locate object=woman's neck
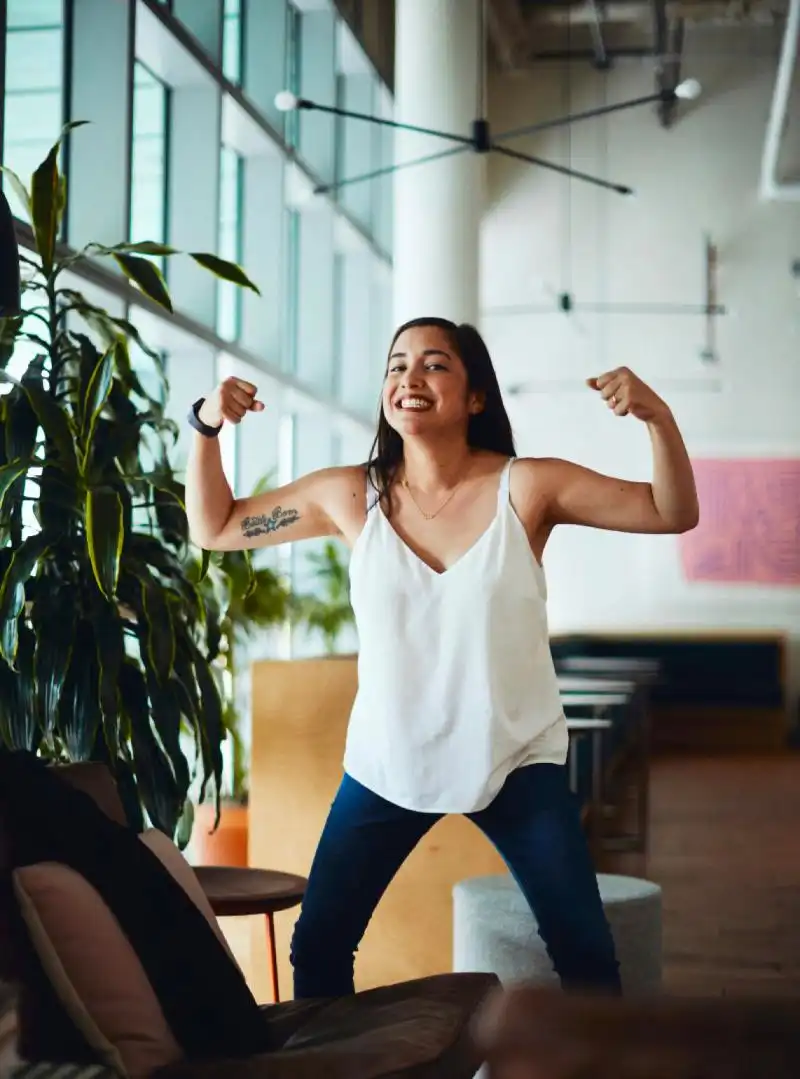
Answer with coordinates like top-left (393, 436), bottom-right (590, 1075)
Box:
top-left (400, 438), bottom-right (474, 494)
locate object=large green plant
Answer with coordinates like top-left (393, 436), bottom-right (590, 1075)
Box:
top-left (194, 547), bottom-right (294, 804)
top-left (297, 540), bottom-right (355, 654)
top-left (0, 124), bottom-right (260, 838)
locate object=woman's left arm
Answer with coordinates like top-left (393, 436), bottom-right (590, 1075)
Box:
top-left (538, 367), bottom-right (700, 535)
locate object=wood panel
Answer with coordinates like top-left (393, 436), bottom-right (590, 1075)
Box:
top-left (247, 657), bottom-right (506, 1002)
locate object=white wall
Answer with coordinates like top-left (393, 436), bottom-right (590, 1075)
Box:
top-left (482, 26), bottom-right (800, 694)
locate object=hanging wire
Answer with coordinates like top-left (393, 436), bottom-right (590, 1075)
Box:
top-left (597, 76), bottom-right (609, 368)
top-left (561, 10), bottom-right (573, 300)
top-left (477, 0), bottom-right (488, 119)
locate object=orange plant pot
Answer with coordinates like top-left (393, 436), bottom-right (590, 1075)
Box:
top-left (192, 801), bottom-right (249, 867)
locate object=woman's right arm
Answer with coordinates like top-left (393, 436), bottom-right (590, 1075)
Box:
top-left (184, 377), bottom-right (355, 551)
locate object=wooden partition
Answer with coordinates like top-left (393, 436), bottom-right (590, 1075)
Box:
top-left (247, 656), bottom-right (507, 1001)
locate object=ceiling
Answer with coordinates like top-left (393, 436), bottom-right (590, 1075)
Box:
top-left (488, 0), bottom-right (789, 124)
top-left (335, 0), bottom-right (790, 128)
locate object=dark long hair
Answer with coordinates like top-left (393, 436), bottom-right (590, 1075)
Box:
top-left (366, 317), bottom-right (516, 514)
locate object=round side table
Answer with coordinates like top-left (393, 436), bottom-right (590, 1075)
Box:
top-left (194, 865), bottom-right (307, 1002)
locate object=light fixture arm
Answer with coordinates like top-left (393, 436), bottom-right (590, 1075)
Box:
top-left (492, 83), bottom-right (699, 144)
top-left (274, 77), bottom-right (700, 200)
top-left (314, 145), bottom-right (470, 195)
top-left (286, 95), bottom-right (474, 147)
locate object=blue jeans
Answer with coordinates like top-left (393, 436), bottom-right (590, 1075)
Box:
top-left (290, 763), bottom-right (621, 997)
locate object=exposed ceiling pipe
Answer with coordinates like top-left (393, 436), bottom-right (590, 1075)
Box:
top-left (759, 0), bottom-right (800, 201)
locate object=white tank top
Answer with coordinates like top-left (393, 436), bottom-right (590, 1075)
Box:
top-left (343, 457), bottom-right (569, 814)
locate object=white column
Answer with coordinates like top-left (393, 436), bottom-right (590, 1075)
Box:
top-left (392, 0), bottom-right (484, 328)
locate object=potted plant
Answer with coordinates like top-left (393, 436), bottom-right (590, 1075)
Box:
top-left (0, 123), bottom-right (259, 840)
top-left (296, 540), bottom-right (355, 654)
top-left (190, 546), bottom-right (295, 865)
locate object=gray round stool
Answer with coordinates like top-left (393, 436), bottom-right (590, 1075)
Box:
top-left (453, 873), bottom-right (662, 995)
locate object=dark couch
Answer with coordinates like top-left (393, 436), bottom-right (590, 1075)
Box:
top-left (0, 757), bottom-right (497, 1079)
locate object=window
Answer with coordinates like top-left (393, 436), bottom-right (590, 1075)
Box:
top-left (283, 208), bottom-right (300, 372)
top-left (2, 0), bottom-right (64, 221)
top-left (129, 62), bottom-right (168, 269)
top-left (222, 0), bottom-right (242, 84)
top-left (217, 146), bottom-right (244, 340)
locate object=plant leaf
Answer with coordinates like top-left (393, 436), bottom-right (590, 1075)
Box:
top-left (32, 585), bottom-right (76, 738)
top-left (144, 669), bottom-right (189, 799)
top-left (242, 549), bottom-right (257, 598)
top-left (102, 241), bottom-right (177, 257)
top-left (80, 344), bottom-right (115, 468)
top-left (0, 460), bottom-right (28, 515)
top-left (93, 600), bottom-right (124, 762)
top-left (0, 166), bottom-right (32, 220)
top-left (137, 570), bottom-right (175, 683)
top-left (37, 464), bottom-right (78, 533)
top-left (30, 120), bottom-right (88, 274)
top-left (86, 487), bottom-right (123, 599)
top-left (0, 531), bottom-right (51, 665)
top-left (57, 621), bottom-right (101, 761)
top-left (113, 254), bottom-right (173, 313)
top-left (0, 624), bottom-right (37, 750)
top-left (0, 317), bottom-right (23, 369)
top-left (174, 798), bottom-right (194, 851)
top-left (189, 252), bottom-right (261, 295)
top-left (0, 367), bottom-right (77, 474)
top-left (189, 640), bottom-right (225, 807)
top-left (30, 143), bottom-right (60, 275)
top-left (120, 659), bottom-right (183, 836)
top-left (198, 548), bottom-right (211, 582)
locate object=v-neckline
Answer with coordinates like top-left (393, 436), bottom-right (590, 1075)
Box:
top-left (379, 507), bottom-right (501, 578)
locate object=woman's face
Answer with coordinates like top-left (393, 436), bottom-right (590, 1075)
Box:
top-left (381, 325), bottom-right (481, 438)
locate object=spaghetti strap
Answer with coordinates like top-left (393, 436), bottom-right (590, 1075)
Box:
top-left (365, 466), bottom-right (380, 512)
top-left (497, 456), bottom-right (515, 506)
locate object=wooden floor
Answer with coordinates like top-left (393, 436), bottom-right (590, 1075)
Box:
top-left (604, 752), bottom-right (800, 997)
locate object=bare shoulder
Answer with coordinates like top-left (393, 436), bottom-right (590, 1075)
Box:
top-left (507, 456), bottom-right (563, 530)
top-left (509, 455), bottom-right (562, 493)
top-left (312, 463), bottom-right (375, 540)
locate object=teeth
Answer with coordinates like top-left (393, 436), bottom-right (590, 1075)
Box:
top-left (399, 398), bottom-right (432, 410)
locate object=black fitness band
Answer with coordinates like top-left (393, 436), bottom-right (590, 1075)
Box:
top-left (187, 397), bottom-right (223, 438)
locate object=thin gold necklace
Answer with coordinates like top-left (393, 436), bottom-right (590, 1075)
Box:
top-left (401, 473), bottom-right (464, 521)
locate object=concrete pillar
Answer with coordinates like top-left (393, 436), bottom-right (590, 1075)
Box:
top-left (392, 0), bottom-right (484, 327)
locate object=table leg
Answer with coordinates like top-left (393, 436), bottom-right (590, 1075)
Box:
top-left (266, 911), bottom-right (280, 1003)
top-left (590, 727), bottom-right (605, 858)
top-left (568, 735), bottom-right (580, 793)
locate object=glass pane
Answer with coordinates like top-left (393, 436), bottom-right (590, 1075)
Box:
top-left (130, 62), bottom-right (168, 271)
top-left (2, 0), bottom-right (64, 221)
top-left (217, 146), bottom-right (243, 340)
top-left (222, 0), bottom-right (242, 83)
top-left (282, 208), bottom-right (300, 372)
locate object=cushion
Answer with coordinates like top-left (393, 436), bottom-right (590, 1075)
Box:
top-left (137, 830), bottom-right (236, 966)
top-left (13, 862), bottom-right (182, 1078)
top-left (0, 750), bottom-right (270, 1065)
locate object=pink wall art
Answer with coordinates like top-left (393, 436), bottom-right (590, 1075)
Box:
top-left (679, 458), bottom-right (800, 585)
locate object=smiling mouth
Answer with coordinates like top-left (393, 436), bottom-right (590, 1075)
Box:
top-left (395, 396), bottom-right (433, 411)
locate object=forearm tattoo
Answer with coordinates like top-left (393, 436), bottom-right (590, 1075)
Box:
top-left (240, 506), bottom-right (300, 539)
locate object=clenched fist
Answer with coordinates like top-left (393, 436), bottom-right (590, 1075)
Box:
top-left (198, 377), bottom-right (265, 427)
top-left (587, 367), bottom-right (669, 423)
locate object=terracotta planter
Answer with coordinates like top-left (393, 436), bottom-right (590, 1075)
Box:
top-left (192, 801), bottom-right (249, 867)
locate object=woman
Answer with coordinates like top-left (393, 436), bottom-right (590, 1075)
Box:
top-left (185, 317), bottom-right (699, 1000)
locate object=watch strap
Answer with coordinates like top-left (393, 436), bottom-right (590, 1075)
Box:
top-left (188, 398), bottom-right (222, 438)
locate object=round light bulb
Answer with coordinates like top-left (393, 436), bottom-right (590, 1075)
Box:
top-left (675, 78), bottom-right (702, 101)
top-left (274, 90), bottom-right (299, 112)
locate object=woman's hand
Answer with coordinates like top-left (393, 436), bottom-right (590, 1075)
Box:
top-left (198, 377), bottom-right (265, 428)
top-left (587, 368), bottom-right (669, 423)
